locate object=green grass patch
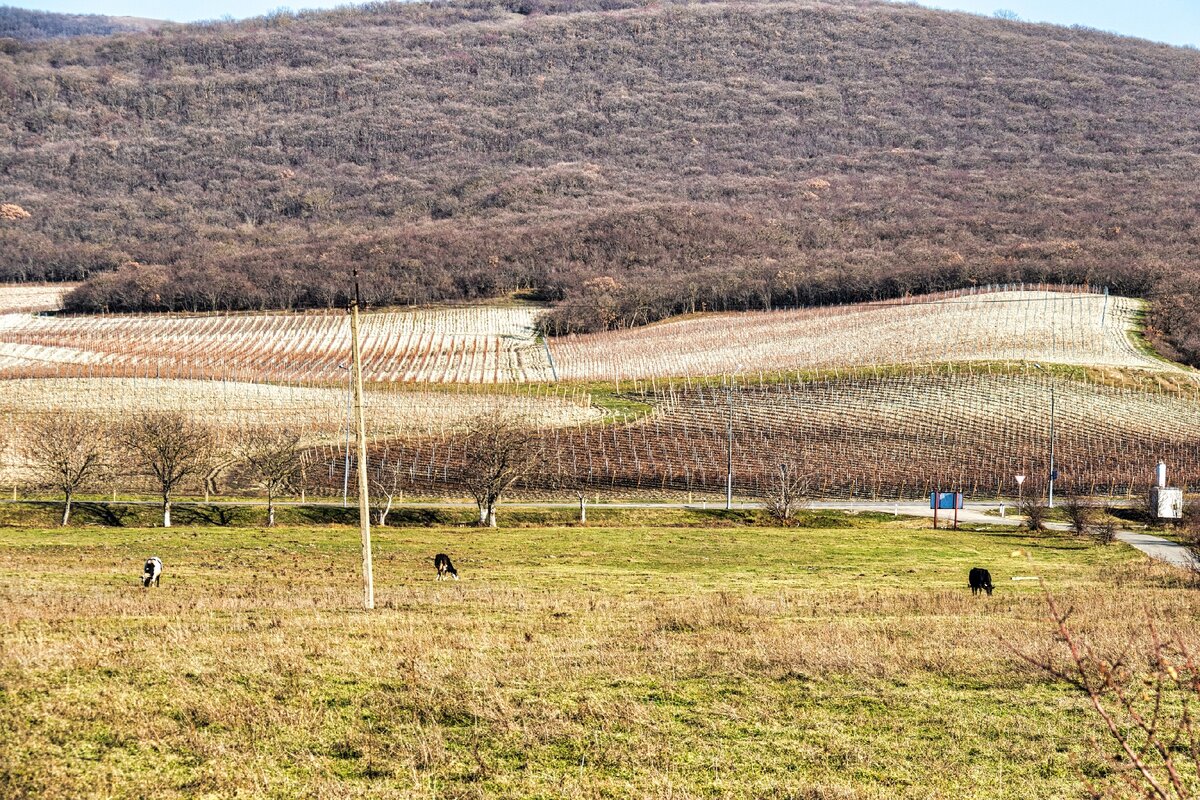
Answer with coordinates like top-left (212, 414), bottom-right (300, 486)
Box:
top-left (0, 521), bottom-right (1190, 799)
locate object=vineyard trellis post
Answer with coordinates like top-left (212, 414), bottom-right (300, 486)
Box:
top-left (1032, 362), bottom-right (1057, 508)
top-left (350, 268), bottom-right (375, 611)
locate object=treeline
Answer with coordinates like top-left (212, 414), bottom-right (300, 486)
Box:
top-left (0, 6), bottom-right (161, 40)
top-left (2, 0), bottom-right (1200, 359)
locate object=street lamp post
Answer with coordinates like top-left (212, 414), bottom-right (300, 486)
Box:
top-left (725, 365), bottom-right (744, 511)
top-left (1031, 363), bottom-right (1057, 508)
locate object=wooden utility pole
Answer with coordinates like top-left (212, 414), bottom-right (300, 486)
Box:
top-left (350, 268), bottom-right (374, 610)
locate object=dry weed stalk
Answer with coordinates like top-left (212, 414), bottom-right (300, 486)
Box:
top-left (1015, 588), bottom-right (1200, 799)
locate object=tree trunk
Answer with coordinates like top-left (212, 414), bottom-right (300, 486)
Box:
top-left (486, 504), bottom-right (497, 528)
top-left (61, 491), bottom-right (72, 527)
top-left (163, 495), bottom-right (172, 528)
top-left (377, 494), bottom-right (393, 527)
top-left (478, 503), bottom-right (488, 526)
top-left (267, 493), bottom-right (275, 527)
top-left (578, 493), bottom-right (586, 523)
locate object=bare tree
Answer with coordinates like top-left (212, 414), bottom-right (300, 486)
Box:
top-left (461, 410), bottom-right (542, 528)
top-left (764, 461), bottom-right (809, 524)
top-left (238, 425), bottom-right (304, 527)
top-left (370, 453), bottom-right (405, 526)
top-left (119, 412), bottom-right (216, 528)
top-left (21, 414), bottom-right (109, 526)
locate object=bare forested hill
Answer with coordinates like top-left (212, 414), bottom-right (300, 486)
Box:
top-left (3, 0), bottom-right (1200, 359)
top-left (0, 5), bottom-right (162, 39)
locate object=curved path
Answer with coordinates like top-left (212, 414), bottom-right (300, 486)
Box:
top-left (810, 500), bottom-right (1198, 571)
top-left (1114, 531), bottom-right (1199, 570)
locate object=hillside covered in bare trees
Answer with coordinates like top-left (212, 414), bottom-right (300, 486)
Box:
top-left (0, 5), bottom-right (162, 39)
top-left (3, 0), bottom-right (1200, 359)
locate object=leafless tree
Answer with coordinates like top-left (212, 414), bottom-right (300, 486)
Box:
top-left (461, 409), bottom-right (542, 528)
top-left (764, 461), bottom-right (809, 524)
top-left (237, 425), bottom-right (304, 527)
top-left (20, 414), bottom-right (109, 526)
top-left (119, 412), bottom-right (216, 528)
top-left (369, 451), bottom-right (405, 526)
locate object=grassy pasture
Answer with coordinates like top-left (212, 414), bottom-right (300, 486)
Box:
top-left (0, 521), bottom-right (1196, 799)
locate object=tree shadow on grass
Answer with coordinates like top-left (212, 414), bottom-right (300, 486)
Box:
top-left (1107, 506), bottom-right (1155, 526)
top-left (175, 504), bottom-right (249, 527)
top-left (73, 502), bottom-right (140, 527)
top-left (289, 505), bottom-right (463, 527)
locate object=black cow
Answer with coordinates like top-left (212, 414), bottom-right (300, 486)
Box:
top-left (968, 567), bottom-right (993, 596)
top-left (142, 557), bottom-right (163, 588)
top-left (434, 553), bottom-right (458, 581)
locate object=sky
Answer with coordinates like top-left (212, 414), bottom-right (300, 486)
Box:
top-left (914, 1), bottom-right (1199, 48)
top-left (6, 0), bottom-right (1199, 48)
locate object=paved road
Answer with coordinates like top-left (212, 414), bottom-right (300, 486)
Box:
top-left (840, 501), bottom-right (1199, 570)
top-left (868, 502), bottom-right (1198, 570)
top-left (1113, 531), bottom-right (1199, 570)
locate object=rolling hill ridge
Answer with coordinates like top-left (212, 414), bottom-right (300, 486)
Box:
top-left (2, 0), bottom-right (1200, 360)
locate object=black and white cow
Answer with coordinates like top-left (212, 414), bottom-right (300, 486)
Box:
top-left (433, 553), bottom-right (458, 581)
top-left (968, 567), bottom-right (993, 596)
top-left (142, 557), bottom-right (163, 588)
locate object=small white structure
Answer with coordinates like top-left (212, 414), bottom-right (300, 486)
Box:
top-left (1149, 461), bottom-right (1183, 521)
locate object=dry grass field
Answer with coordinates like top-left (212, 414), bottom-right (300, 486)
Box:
top-left (1, 518), bottom-right (1196, 799)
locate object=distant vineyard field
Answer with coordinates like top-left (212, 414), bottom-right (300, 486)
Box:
top-left (0, 305), bottom-right (554, 383)
top-left (0, 284), bottom-right (76, 314)
top-left (356, 367), bottom-right (1200, 501)
top-left (0, 287), bottom-right (1164, 384)
top-left (0, 377), bottom-right (598, 485)
top-left (554, 288), bottom-right (1164, 380)
top-left (0, 378), bottom-right (597, 435)
top-left (2, 286), bottom-right (1196, 501)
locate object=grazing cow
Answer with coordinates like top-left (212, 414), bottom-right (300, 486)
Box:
top-left (433, 553), bottom-right (458, 581)
top-left (968, 567), bottom-right (993, 596)
top-left (142, 557), bottom-right (163, 588)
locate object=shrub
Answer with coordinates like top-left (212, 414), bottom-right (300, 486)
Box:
top-left (1062, 495), bottom-right (1095, 537)
top-left (1022, 499), bottom-right (1049, 532)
